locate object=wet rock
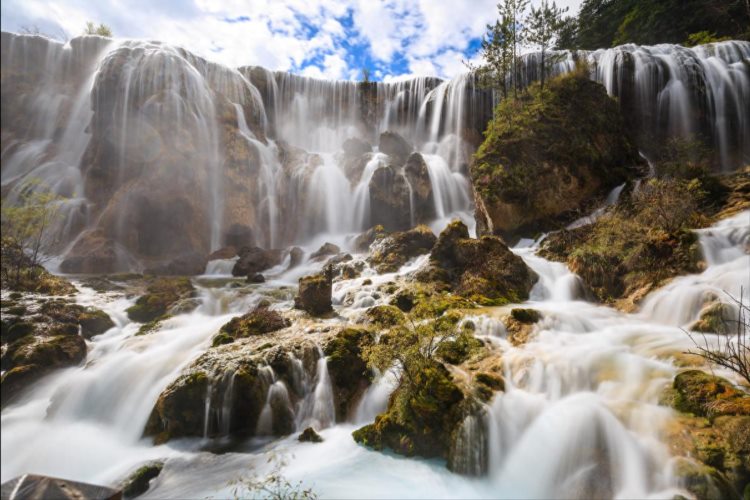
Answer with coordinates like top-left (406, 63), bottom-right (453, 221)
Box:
top-left (368, 165), bottom-right (412, 231)
top-left (671, 370), bottom-right (750, 418)
top-left (503, 308), bottom-right (543, 346)
top-left (288, 246), bottom-right (304, 269)
top-left (672, 457), bottom-right (735, 500)
top-left (126, 277), bottom-right (196, 323)
top-left (403, 152), bottom-right (435, 222)
top-left (223, 224), bottom-right (254, 249)
top-left (298, 427), bottom-right (323, 443)
top-left (247, 273), bottom-right (265, 284)
top-left (78, 308), bottom-right (115, 339)
top-left (310, 242), bottom-right (341, 260)
top-left (294, 272), bottom-right (333, 316)
top-left (60, 229), bottom-right (123, 274)
top-left (232, 246), bottom-right (282, 277)
top-left (353, 225), bottom-right (388, 252)
top-left (422, 220), bottom-right (537, 306)
top-left (1, 334), bottom-right (87, 406)
top-left (369, 225), bottom-right (436, 273)
top-left (144, 251), bottom-right (207, 276)
top-left (122, 461), bottom-right (164, 499)
top-left (390, 288), bottom-right (416, 312)
top-left (379, 131), bottom-right (412, 165)
top-left (324, 328), bottom-right (375, 420)
top-left (208, 246), bottom-right (238, 260)
top-left (690, 302), bottom-right (732, 334)
top-left (342, 137), bottom-right (372, 157)
top-left (473, 372), bottom-right (505, 401)
top-left (213, 308), bottom-right (290, 346)
top-left (364, 305), bottom-right (405, 327)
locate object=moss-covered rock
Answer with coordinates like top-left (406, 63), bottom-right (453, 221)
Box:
top-left (1, 334), bottom-right (87, 405)
top-left (352, 360), bottom-right (464, 459)
top-left (364, 305), bottom-right (406, 328)
top-left (145, 370), bottom-right (209, 442)
top-left (213, 308), bottom-right (290, 345)
top-left (691, 302), bottom-right (732, 334)
top-left (472, 67), bottom-right (644, 238)
top-left (369, 225), bottom-right (436, 273)
top-left (673, 457), bottom-right (736, 500)
top-left (672, 370), bottom-right (750, 418)
top-left (473, 372), bottom-right (505, 401)
top-left (422, 220), bottom-right (537, 305)
top-left (126, 277), bottom-right (196, 323)
top-left (324, 327), bottom-right (375, 420)
top-left (294, 273), bottom-right (333, 316)
top-left (122, 462), bottom-right (164, 499)
top-left (298, 427), bottom-right (323, 443)
top-left (78, 308), bottom-right (115, 338)
top-left (353, 225), bottom-right (388, 252)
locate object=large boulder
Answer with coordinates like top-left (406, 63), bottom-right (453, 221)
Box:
top-left (368, 165), bottom-right (412, 231)
top-left (126, 277), bottom-right (196, 323)
top-left (422, 220), bottom-right (537, 305)
top-left (342, 137), bottom-right (372, 158)
top-left (379, 131), bottom-right (412, 165)
top-left (144, 251), bottom-right (207, 276)
top-left (471, 68), bottom-right (644, 239)
top-left (352, 225), bottom-right (388, 252)
top-left (294, 272), bottom-right (333, 316)
top-left (212, 307), bottom-right (290, 346)
top-left (324, 327), bottom-right (375, 420)
top-left (60, 229), bottom-right (123, 274)
top-left (403, 153), bottom-right (435, 222)
top-left (232, 246), bottom-right (282, 277)
top-left (369, 225), bottom-right (437, 273)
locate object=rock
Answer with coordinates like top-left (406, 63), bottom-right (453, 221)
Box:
top-left (78, 308), bottom-right (115, 339)
top-left (369, 225), bottom-right (436, 273)
top-left (352, 360), bottom-right (464, 459)
top-left (672, 457), bottom-right (735, 500)
top-left (342, 152), bottom-right (374, 184)
top-left (126, 277), bottom-right (196, 323)
top-left (310, 242), bottom-right (341, 260)
top-left (144, 251), bottom-right (207, 276)
top-left (213, 308), bottom-right (290, 345)
top-left (223, 224), bottom-right (254, 249)
top-left (0, 474), bottom-right (121, 500)
top-left (471, 69), bottom-right (644, 238)
top-left (294, 272), bottom-right (333, 316)
top-left (368, 165), bottom-right (412, 231)
top-left (60, 229), bottom-right (123, 274)
top-left (691, 302), bottom-right (732, 334)
top-left (424, 220), bottom-right (537, 305)
top-left (1, 334), bottom-right (87, 406)
top-left (232, 246), bottom-right (281, 277)
top-left (379, 131), bottom-right (412, 165)
top-left (298, 427), bottom-right (323, 443)
top-left (353, 225), bottom-right (388, 252)
top-left (510, 308), bottom-right (542, 324)
top-left (324, 328), bottom-right (375, 420)
top-left (288, 247), bottom-right (304, 269)
top-left (208, 246), bottom-right (238, 260)
top-left (342, 137), bottom-right (372, 157)
top-left (247, 273), bottom-right (265, 284)
top-left (473, 372), bottom-right (505, 401)
top-left (122, 462), bottom-right (163, 498)
top-left (403, 153), bottom-right (435, 222)
top-left (671, 370), bottom-right (750, 418)
top-left (364, 305), bottom-right (405, 327)
top-left (390, 289), bottom-right (416, 312)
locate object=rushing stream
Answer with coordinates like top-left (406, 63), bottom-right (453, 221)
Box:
top-left (2, 210), bottom-right (747, 498)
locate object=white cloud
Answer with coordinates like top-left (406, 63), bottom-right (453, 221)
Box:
top-left (1, 0), bottom-right (584, 80)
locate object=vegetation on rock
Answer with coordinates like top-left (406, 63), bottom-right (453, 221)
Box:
top-left (126, 277), bottom-right (196, 323)
top-left (213, 307), bottom-right (290, 346)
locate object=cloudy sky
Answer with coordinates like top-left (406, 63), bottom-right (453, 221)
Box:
top-left (1, 0), bottom-right (583, 81)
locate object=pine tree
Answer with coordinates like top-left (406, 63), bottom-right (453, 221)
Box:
top-left (526, 0), bottom-right (567, 90)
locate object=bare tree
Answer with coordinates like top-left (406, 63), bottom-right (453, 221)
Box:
top-left (686, 289), bottom-right (750, 387)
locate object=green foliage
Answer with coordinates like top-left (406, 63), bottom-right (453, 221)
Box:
top-left (1, 180), bottom-right (65, 288)
top-left (83, 21), bottom-right (113, 37)
top-left (525, 1), bottom-right (568, 89)
top-left (126, 278), bottom-right (195, 323)
top-left (567, 0), bottom-right (749, 49)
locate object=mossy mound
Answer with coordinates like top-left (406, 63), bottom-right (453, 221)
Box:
top-left (369, 225), bottom-right (436, 273)
top-left (126, 277), bottom-right (196, 323)
top-left (213, 308), bottom-right (290, 346)
top-left (324, 327), bottom-right (375, 420)
top-left (353, 360), bottom-right (464, 459)
top-left (0, 267), bottom-right (76, 296)
top-left (78, 308), bottom-right (115, 338)
top-left (364, 305), bottom-right (406, 327)
top-left (122, 462), bottom-right (164, 499)
top-left (472, 67), bottom-right (643, 238)
top-left (298, 427), bottom-right (323, 443)
top-left (294, 273), bottom-right (333, 316)
top-left (422, 220), bottom-right (537, 306)
top-left (671, 370), bottom-right (750, 418)
top-left (690, 302), bottom-right (732, 334)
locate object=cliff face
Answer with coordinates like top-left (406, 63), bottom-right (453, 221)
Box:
top-left (471, 66), bottom-right (645, 239)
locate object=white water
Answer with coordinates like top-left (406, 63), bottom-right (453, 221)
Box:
top-left (3, 206), bottom-right (747, 498)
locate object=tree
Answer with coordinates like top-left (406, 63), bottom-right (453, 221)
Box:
top-left (469, 18), bottom-right (515, 99)
top-left (0, 181), bottom-right (63, 286)
top-left (503, 0), bottom-right (531, 98)
top-left (526, 0), bottom-right (568, 90)
top-left (83, 21), bottom-right (113, 37)
top-left (361, 67), bottom-right (371, 83)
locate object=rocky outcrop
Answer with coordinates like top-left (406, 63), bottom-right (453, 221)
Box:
top-left (126, 277), bottom-right (196, 323)
top-left (294, 272), bottom-right (333, 316)
top-left (379, 131), bottom-right (412, 165)
top-left (324, 327), bottom-right (374, 420)
top-left (352, 225), bottom-right (388, 252)
top-left (310, 242), bottom-right (340, 260)
top-left (212, 307), bottom-right (290, 346)
top-left (403, 152), bottom-right (435, 222)
top-left (369, 225), bottom-right (437, 273)
top-left (471, 68), bottom-right (644, 239)
top-left (421, 220), bottom-right (537, 305)
top-left (60, 229), bottom-right (123, 274)
top-left (368, 165), bottom-right (413, 231)
top-left (232, 247), bottom-right (282, 277)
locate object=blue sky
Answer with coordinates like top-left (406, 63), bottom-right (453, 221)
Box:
top-left (1, 0), bottom-right (583, 81)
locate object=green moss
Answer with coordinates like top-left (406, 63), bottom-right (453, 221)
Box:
top-left (78, 308), bottom-right (115, 338)
top-left (474, 372), bottom-right (505, 401)
top-left (217, 308), bottom-right (289, 341)
top-left (122, 462), bottom-right (163, 498)
top-left (211, 332), bottom-right (234, 347)
top-left (135, 316), bottom-right (170, 336)
top-left (126, 277), bottom-right (195, 323)
top-left (325, 328), bottom-right (375, 420)
top-left (5, 305), bottom-right (27, 316)
top-left (5, 321), bottom-right (35, 343)
top-left (436, 330), bottom-right (483, 365)
top-left (672, 370), bottom-right (750, 419)
top-left (365, 305), bottom-right (406, 327)
top-left (510, 308), bottom-right (542, 324)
